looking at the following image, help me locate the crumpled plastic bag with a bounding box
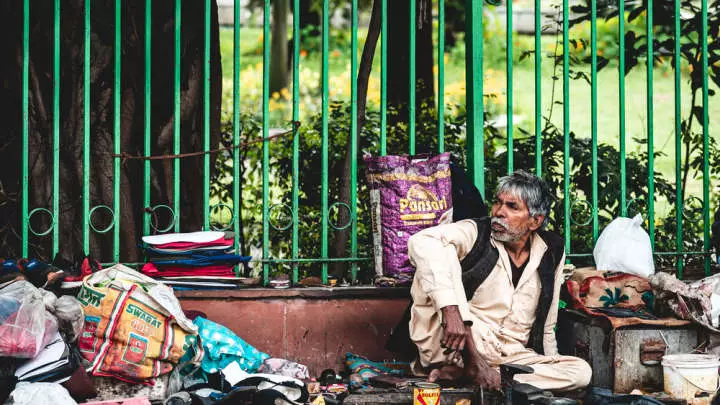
[257,358,310,380]
[691,273,720,328]
[48,296,84,343]
[593,214,655,278]
[5,382,77,405]
[0,280,58,358]
[650,272,719,330]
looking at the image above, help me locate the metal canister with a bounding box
[414,382,441,405]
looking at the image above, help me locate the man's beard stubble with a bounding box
[490,217,526,243]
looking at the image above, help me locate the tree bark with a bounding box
[270,0,289,94]
[387,0,435,153]
[0,0,222,263]
[296,0,320,34]
[329,0,382,279]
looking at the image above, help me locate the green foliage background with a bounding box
[212,0,719,282]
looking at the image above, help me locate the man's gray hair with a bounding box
[496,170,553,228]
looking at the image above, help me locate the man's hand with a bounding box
[440,305,466,353]
[438,309,501,390]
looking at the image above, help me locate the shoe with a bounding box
[0,259,23,285]
[0,259,19,275]
[60,255,101,289]
[17,258,62,289]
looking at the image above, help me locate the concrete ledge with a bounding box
[175,286,411,300]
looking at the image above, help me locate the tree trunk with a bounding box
[296,0,320,34]
[329,0,382,279]
[270,0,289,94]
[0,0,222,263]
[387,0,435,153]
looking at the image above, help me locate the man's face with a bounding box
[490,191,542,243]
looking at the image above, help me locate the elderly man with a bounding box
[407,170,591,391]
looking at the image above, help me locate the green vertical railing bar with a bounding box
[701,0,710,275]
[321,0,329,284]
[380,0,387,156]
[203,0,211,230]
[83,0,91,254]
[438,0,445,154]
[173,0,181,232]
[646,0,655,247]
[506,0,514,173]
[465,0,484,195]
[350,0,359,283]
[618,0,627,216]
[21,0,29,257]
[408,0,416,155]
[262,0,270,285]
[562,0,571,257]
[144,0,152,236]
[234,0,242,276]
[534,0,541,175]
[590,0,598,242]
[113,0,121,262]
[674,0,683,277]
[54,0,61,257]
[291,0,300,284]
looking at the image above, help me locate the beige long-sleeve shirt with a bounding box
[407,219,566,364]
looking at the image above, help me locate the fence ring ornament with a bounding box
[209,203,235,231]
[625,198,647,218]
[328,202,354,231]
[148,204,177,233]
[269,203,293,231]
[89,205,116,234]
[28,208,55,236]
[682,196,705,221]
[569,199,593,226]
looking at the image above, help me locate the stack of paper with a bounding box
[15,332,76,383]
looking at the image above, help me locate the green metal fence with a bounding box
[18,0,715,284]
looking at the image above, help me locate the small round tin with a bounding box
[413,382,441,405]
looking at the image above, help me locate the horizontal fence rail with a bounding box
[13,0,717,285]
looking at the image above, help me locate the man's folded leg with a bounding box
[502,351,592,392]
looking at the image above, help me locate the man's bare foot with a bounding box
[427,365,464,383]
[463,356,501,390]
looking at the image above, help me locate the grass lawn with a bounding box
[512,57,719,200]
[218,26,718,212]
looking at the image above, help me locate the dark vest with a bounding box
[460,217,565,354]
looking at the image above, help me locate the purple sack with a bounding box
[365,153,453,283]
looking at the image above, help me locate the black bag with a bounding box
[231,375,309,405]
[584,387,666,405]
[450,161,488,222]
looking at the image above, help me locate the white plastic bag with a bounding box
[593,214,655,277]
[5,382,77,405]
[0,280,58,358]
